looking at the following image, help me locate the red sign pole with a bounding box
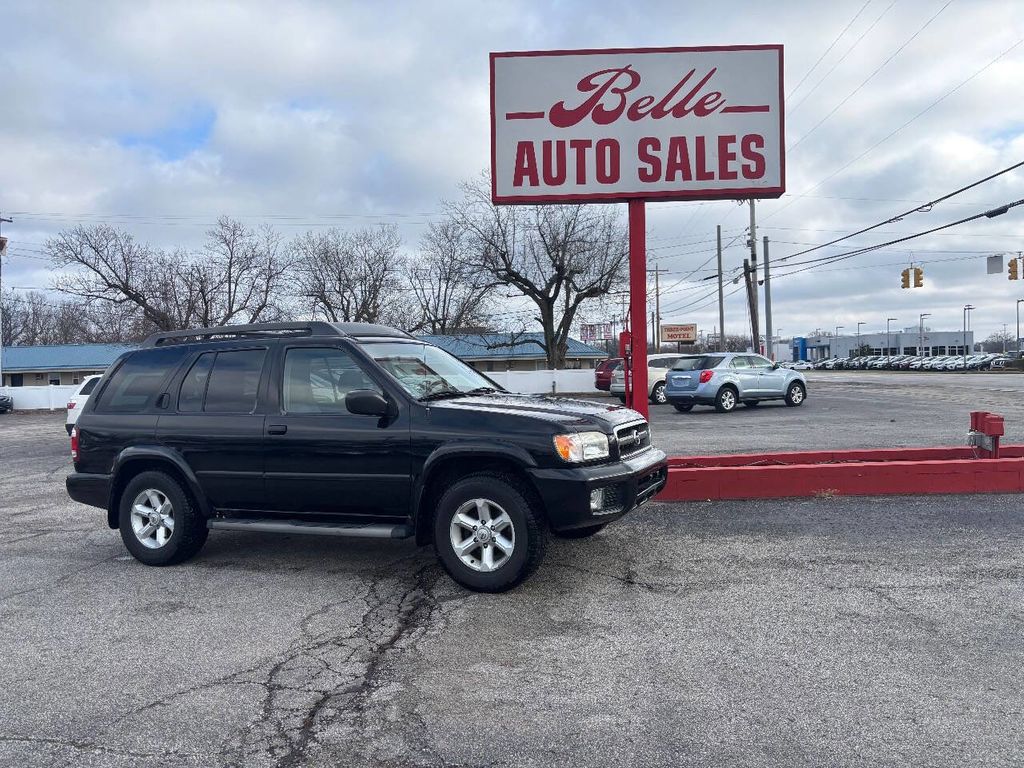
[627,200,649,419]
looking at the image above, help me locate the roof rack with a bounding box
[143,322,343,347]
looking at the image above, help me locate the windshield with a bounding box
[362,341,501,399]
[672,356,724,371]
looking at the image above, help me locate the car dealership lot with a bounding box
[2,379,1023,767]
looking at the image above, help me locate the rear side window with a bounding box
[178,353,215,412]
[94,347,188,414]
[79,377,99,396]
[673,356,724,371]
[204,350,266,413]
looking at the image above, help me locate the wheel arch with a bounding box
[108,447,208,529]
[413,445,541,546]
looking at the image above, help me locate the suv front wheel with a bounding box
[118,471,209,566]
[434,474,546,592]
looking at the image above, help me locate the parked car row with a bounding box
[606,353,808,413]
[809,353,1014,371]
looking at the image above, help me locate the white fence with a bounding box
[487,369,600,395]
[0,385,79,411]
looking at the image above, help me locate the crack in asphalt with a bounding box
[0,733,198,761]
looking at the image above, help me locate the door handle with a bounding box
[267,425,288,435]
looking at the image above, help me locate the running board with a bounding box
[207,518,413,539]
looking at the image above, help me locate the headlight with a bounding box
[553,431,610,462]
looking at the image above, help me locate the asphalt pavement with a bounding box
[1,379,1023,767]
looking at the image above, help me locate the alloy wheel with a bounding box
[449,498,515,573]
[130,489,174,549]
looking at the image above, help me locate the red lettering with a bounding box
[626,95,656,121]
[665,136,692,182]
[651,69,695,119]
[549,66,639,128]
[741,134,765,179]
[695,136,713,181]
[513,141,539,187]
[595,139,619,184]
[717,134,737,181]
[542,140,566,186]
[569,139,592,184]
[669,69,720,119]
[637,137,661,182]
[696,91,724,117]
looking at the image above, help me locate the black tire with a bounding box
[433,473,546,593]
[785,381,807,407]
[743,400,760,408]
[118,470,208,566]
[714,386,738,413]
[672,403,694,413]
[553,524,607,540]
[650,382,667,404]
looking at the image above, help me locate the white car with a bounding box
[610,352,685,404]
[65,375,102,434]
[790,360,814,370]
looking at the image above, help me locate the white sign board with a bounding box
[662,323,698,343]
[490,45,784,204]
[580,322,613,343]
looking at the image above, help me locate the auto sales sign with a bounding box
[490,46,784,204]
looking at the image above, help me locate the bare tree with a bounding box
[291,224,418,330]
[409,219,492,334]
[46,219,290,331]
[446,175,628,368]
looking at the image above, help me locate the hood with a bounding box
[426,392,644,431]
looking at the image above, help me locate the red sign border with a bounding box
[489,44,785,205]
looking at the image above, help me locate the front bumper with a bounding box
[527,448,668,532]
[66,472,111,511]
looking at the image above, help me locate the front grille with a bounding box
[615,420,651,459]
[592,483,626,516]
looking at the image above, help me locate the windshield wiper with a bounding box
[418,389,468,402]
[463,387,500,395]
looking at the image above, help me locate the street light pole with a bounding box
[919,313,931,357]
[886,317,897,366]
[1017,299,1023,358]
[963,304,975,370]
[856,321,866,358]
[834,325,844,358]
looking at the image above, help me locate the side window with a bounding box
[204,350,267,413]
[730,356,750,369]
[283,347,381,415]
[749,355,773,370]
[79,377,99,396]
[94,347,188,413]
[178,353,215,412]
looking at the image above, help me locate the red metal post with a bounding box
[628,200,649,419]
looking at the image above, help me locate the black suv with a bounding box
[66,322,667,591]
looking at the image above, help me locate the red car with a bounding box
[594,358,623,391]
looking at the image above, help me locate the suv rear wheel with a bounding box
[434,474,546,592]
[118,471,208,566]
[714,386,738,413]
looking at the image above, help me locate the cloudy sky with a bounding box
[2,0,1024,344]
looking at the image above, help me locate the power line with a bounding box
[786,0,873,101]
[788,0,955,153]
[774,160,1024,263]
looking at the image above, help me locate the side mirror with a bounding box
[772,362,780,370]
[345,389,390,417]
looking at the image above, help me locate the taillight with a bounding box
[67,401,76,409]
[70,426,79,462]
[699,370,714,383]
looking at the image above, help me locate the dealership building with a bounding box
[793,328,975,361]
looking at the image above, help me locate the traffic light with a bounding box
[901,268,910,289]
[913,267,924,288]
[1010,258,1019,281]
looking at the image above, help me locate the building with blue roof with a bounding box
[0,332,607,387]
[1,343,136,387]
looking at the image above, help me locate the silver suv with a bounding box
[663,353,808,413]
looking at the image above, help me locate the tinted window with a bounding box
[673,356,725,371]
[204,350,266,413]
[730,356,750,369]
[283,347,380,414]
[178,353,215,412]
[94,347,188,413]
[79,377,99,396]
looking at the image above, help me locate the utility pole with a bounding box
[963,304,975,370]
[746,200,760,352]
[919,313,931,357]
[716,225,725,352]
[763,235,774,360]
[1003,323,1008,353]
[886,317,897,366]
[1017,299,1024,358]
[856,321,866,357]
[0,214,11,390]
[646,263,669,352]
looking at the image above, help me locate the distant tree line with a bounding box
[1,175,629,368]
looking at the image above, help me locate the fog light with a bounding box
[590,488,604,512]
